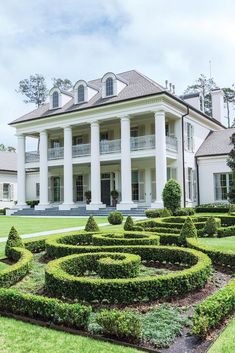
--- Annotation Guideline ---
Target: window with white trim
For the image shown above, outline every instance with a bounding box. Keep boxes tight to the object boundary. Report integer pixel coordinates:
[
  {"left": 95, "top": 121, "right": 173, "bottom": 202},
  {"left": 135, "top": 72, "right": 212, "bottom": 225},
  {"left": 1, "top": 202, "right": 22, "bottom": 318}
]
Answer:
[
  {"left": 36, "top": 183, "right": 40, "bottom": 198},
  {"left": 214, "top": 173, "right": 233, "bottom": 201},
  {"left": 186, "top": 122, "right": 194, "bottom": 152},
  {"left": 77, "top": 85, "right": 85, "bottom": 103},
  {"left": 188, "top": 167, "right": 193, "bottom": 200},
  {"left": 3, "top": 183, "right": 11, "bottom": 200},
  {"left": 52, "top": 91, "right": 59, "bottom": 109},
  {"left": 106, "top": 77, "right": 114, "bottom": 96}
]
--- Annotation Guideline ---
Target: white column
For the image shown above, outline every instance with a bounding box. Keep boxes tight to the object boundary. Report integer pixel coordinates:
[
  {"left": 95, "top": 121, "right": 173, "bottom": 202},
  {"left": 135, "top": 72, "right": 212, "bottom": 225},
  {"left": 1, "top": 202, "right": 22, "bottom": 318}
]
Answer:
[
  {"left": 117, "top": 116, "right": 137, "bottom": 210},
  {"left": 36, "top": 130, "right": 50, "bottom": 210},
  {"left": 17, "top": 134, "right": 28, "bottom": 208},
  {"left": 59, "top": 126, "right": 75, "bottom": 210},
  {"left": 86, "top": 121, "right": 104, "bottom": 210},
  {"left": 151, "top": 111, "right": 167, "bottom": 208}
]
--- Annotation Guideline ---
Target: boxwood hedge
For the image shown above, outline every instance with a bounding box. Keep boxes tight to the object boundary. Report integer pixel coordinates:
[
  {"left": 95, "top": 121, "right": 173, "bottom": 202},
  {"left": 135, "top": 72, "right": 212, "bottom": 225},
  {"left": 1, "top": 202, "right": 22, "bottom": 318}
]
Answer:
[
  {"left": 45, "top": 246, "right": 212, "bottom": 304},
  {"left": 92, "top": 232, "right": 160, "bottom": 246}
]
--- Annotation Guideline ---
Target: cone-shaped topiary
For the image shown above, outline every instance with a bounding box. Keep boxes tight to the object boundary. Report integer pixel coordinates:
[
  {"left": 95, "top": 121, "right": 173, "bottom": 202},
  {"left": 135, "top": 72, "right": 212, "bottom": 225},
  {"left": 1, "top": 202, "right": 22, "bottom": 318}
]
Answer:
[
  {"left": 5, "top": 226, "right": 25, "bottom": 258},
  {"left": 124, "top": 216, "right": 134, "bottom": 231},
  {"left": 160, "top": 208, "right": 172, "bottom": 218},
  {"left": 178, "top": 217, "right": 197, "bottom": 245},
  {"left": 85, "top": 215, "right": 100, "bottom": 232},
  {"left": 203, "top": 217, "right": 218, "bottom": 237}
]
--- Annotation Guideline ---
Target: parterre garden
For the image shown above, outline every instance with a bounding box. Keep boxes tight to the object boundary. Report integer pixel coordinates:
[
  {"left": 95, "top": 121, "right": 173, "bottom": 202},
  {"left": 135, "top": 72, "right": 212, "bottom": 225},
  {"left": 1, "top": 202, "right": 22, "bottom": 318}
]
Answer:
[{"left": 0, "top": 203, "right": 235, "bottom": 352}]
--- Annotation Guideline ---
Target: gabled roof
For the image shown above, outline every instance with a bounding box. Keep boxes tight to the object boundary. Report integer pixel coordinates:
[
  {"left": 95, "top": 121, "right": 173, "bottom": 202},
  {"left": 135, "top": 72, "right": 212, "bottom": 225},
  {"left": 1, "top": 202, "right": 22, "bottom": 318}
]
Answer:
[
  {"left": 0, "top": 151, "right": 17, "bottom": 172},
  {"left": 10, "top": 70, "right": 165, "bottom": 125},
  {"left": 196, "top": 128, "right": 235, "bottom": 157}
]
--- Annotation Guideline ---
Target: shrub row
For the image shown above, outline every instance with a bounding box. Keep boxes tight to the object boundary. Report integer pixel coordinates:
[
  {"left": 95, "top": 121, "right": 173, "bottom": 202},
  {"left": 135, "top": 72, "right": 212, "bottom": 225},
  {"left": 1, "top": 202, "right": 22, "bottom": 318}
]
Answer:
[
  {"left": 92, "top": 232, "right": 160, "bottom": 246},
  {"left": 45, "top": 246, "right": 212, "bottom": 304},
  {"left": 0, "top": 247, "right": 33, "bottom": 287},
  {"left": 187, "top": 238, "right": 235, "bottom": 269},
  {"left": 0, "top": 288, "right": 91, "bottom": 330},
  {"left": 97, "top": 253, "right": 141, "bottom": 279},
  {"left": 192, "top": 277, "right": 235, "bottom": 338},
  {"left": 195, "top": 203, "right": 229, "bottom": 213},
  {"left": 217, "top": 225, "right": 235, "bottom": 238},
  {"left": 144, "top": 207, "right": 194, "bottom": 218}
]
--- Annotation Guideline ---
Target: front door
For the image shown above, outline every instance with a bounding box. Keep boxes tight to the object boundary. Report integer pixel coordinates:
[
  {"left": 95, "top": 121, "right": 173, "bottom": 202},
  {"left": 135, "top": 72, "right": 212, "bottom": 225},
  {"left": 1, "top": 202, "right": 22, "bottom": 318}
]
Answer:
[
  {"left": 53, "top": 177, "right": 61, "bottom": 202},
  {"left": 101, "top": 174, "right": 111, "bottom": 205}
]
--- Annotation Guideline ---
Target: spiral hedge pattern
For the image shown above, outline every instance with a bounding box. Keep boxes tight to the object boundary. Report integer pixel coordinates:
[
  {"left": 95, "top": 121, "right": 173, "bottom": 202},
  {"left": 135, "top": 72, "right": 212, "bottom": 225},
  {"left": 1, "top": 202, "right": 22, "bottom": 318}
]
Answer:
[{"left": 45, "top": 246, "right": 212, "bottom": 304}]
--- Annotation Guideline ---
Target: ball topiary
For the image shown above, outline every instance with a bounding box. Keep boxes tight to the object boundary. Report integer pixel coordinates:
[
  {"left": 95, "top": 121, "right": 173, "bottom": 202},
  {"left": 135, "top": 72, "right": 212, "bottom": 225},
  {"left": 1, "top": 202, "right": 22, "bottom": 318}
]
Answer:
[
  {"left": 123, "top": 215, "right": 134, "bottom": 231},
  {"left": 162, "top": 179, "right": 181, "bottom": 213},
  {"left": 5, "top": 226, "right": 25, "bottom": 258},
  {"left": 203, "top": 217, "right": 218, "bottom": 237},
  {"left": 178, "top": 217, "right": 197, "bottom": 245},
  {"left": 108, "top": 211, "right": 123, "bottom": 225},
  {"left": 85, "top": 216, "right": 100, "bottom": 232}
]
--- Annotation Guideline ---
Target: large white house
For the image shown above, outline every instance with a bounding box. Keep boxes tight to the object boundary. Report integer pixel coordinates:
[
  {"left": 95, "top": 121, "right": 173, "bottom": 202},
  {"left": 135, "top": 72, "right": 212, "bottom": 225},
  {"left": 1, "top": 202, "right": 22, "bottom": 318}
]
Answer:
[
  {"left": 9, "top": 70, "right": 228, "bottom": 213},
  {"left": 0, "top": 151, "right": 17, "bottom": 209}
]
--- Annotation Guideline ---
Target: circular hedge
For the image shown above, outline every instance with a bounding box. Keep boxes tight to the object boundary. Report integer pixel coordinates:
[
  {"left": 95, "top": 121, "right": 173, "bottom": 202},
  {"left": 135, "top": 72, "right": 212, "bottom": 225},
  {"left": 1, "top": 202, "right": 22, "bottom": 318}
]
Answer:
[
  {"left": 45, "top": 246, "right": 212, "bottom": 304},
  {"left": 46, "top": 231, "right": 160, "bottom": 258}
]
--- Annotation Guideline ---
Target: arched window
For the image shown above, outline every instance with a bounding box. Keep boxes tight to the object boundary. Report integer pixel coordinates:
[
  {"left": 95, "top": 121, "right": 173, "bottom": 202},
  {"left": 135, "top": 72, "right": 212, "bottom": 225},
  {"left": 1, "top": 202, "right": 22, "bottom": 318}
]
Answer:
[
  {"left": 77, "top": 85, "right": 85, "bottom": 102},
  {"left": 106, "top": 77, "right": 113, "bottom": 96},
  {"left": 52, "top": 91, "right": 59, "bottom": 108}
]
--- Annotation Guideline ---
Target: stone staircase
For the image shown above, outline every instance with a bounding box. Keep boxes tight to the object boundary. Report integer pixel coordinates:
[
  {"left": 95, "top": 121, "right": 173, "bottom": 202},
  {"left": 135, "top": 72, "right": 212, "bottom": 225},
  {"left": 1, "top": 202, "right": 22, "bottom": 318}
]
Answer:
[{"left": 12, "top": 206, "right": 147, "bottom": 217}]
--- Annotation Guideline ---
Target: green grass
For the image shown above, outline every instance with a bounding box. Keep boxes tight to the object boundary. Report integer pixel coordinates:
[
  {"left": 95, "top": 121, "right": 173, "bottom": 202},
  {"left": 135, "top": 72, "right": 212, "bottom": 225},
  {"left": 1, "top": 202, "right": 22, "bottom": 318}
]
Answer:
[
  {"left": 208, "top": 316, "right": 235, "bottom": 353},
  {"left": 198, "top": 236, "right": 235, "bottom": 252},
  {"left": 0, "top": 316, "right": 142, "bottom": 353},
  {"left": 0, "top": 216, "right": 107, "bottom": 237}
]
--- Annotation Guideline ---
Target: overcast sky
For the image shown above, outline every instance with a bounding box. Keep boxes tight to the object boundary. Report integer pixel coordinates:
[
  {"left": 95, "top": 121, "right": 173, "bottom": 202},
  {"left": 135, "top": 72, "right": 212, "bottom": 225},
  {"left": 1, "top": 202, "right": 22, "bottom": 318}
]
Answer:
[{"left": 0, "top": 0, "right": 235, "bottom": 148}]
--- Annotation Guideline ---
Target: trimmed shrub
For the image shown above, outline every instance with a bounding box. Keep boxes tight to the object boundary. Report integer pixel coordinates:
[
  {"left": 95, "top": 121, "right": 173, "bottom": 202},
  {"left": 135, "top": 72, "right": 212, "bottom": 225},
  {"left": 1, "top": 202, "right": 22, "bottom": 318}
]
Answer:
[
  {"left": 192, "top": 278, "right": 235, "bottom": 338},
  {"left": 0, "top": 288, "right": 91, "bottom": 330},
  {"left": 195, "top": 203, "right": 229, "bottom": 213},
  {"left": 108, "top": 211, "right": 123, "bottom": 225},
  {"left": 145, "top": 209, "right": 162, "bottom": 218},
  {"left": 0, "top": 247, "right": 33, "bottom": 287},
  {"left": 26, "top": 200, "right": 39, "bottom": 208},
  {"left": 85, "top": 216, "right": 99, "bottom": 232},
  {"left": 45, "top": 246, "right": 212, "bottom": 304},
  {"left": 97, "top": 253, "right": 141, "bottom": 279},
  {"left": 96, "top": 309, "right": 141, "bottom": 340},
  {"left": 203, "top": 217, "right": 218, "bottom": 237},
  {"left": 161, "top": 208, "right": 172, "bottom": 218},
  {"left": 162, "top": 179, "right": 181, "bottom": 213},
  {"left": 217, "top": 225, "right": 235, "bottom": 238},
  {"left": 92, "top": 232, "right": 159, "bottom": 246},
  {"left": 178, "top": 217, "right": 197, "bottom": 245},
  {"left": 5, "top": 226, "right": 25, "bottom": 259},
  {"left": 228, "top": 203, "right": 235, "bottom": 215},
  {"left": 124, "top": 215, "right": 134, "bottom": 230},
  {"left": 173, "top": 208, "right": 195, "bottom": 216}
]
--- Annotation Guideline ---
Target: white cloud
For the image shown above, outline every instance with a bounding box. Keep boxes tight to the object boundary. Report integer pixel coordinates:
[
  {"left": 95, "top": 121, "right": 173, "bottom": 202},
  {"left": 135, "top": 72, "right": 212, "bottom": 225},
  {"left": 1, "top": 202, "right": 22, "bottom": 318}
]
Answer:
[{"left": 0, "top": 0, "right": 235, "bottom": 148}]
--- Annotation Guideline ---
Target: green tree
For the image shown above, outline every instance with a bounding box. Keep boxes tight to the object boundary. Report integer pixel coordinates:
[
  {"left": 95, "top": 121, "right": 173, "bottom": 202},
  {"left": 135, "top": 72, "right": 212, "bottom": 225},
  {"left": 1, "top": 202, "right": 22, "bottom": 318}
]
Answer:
[
  {"left": 124, "top": 216, "right": 134, "bottom": 231},
  {"left": 0, "top": 144, "right": 16, "bottom": 152},
  {"left": 17, "top": 74, "right": 48, "bottom": 107},
  {"left": 227, "top": 132, "right": 235, "bottom": 203},
  {"left": 5, "top": 226, "right": 25, "bottom": 258},
  {"left": 85, "top": 216, "right": 100, "bottom": 232},
  {"left": 52, "top": 78, "right": 73, "bottom": 90},
  {"left": 178, "top": 217, "right": 197, "bottom": 245},
  {"left": 223, "top": 86, "right": 235, "bottom": 127},
  {"left": 162, "top": 179, "right": 181, "bottom": 213}
]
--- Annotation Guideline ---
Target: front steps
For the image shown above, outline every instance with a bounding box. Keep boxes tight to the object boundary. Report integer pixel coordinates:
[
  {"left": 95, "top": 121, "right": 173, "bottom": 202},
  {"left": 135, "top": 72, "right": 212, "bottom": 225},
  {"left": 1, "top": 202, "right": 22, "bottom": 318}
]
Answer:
[{"left": 11, "top": 206, "right": 147, "bottom": 217}]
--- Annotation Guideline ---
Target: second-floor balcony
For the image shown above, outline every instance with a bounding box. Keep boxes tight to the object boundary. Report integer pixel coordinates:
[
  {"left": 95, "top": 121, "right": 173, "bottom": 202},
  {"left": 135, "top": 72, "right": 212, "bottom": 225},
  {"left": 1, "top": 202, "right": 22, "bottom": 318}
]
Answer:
[{"left": 25, "top": 135, "right": 178, "bottom": 163}]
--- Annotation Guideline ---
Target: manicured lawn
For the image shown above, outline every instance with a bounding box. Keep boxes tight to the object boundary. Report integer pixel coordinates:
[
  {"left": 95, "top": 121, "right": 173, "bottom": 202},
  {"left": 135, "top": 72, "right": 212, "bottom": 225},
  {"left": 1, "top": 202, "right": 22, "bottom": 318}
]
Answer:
[
  {"left": 0, "top": 316, "right": 142, "bottom": 353},
  {"left": 208, "top": 316, "right": 235, "bottom": 353},
  {"left": 198, "top": 236, "right": 235, "bottom": 252},
  {"left": 0, "top": 216, "right": 107, "bottom": 237}
]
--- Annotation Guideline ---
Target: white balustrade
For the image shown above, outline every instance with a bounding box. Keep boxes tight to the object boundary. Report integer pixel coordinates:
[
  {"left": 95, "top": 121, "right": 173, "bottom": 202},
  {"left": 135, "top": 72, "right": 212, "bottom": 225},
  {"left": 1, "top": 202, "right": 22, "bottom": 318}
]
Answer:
[
  {"left": 100, "top": 139, "right": 121, "bottom": 154},
  {"left": 72, "top": 143, "right": 91, "bottom": 157}
]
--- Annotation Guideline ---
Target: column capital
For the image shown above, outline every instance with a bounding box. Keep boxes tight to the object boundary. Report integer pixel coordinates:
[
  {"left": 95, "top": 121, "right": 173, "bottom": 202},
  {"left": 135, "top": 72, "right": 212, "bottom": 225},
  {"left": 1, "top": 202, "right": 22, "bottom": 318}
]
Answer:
[
  {"left": 63, "top": 125, "right": 72, "bottom": 131},
  {"left": 90, "top": 120, "right": 99, "bottom": 127},
  {"left": 16, "top": 133, "right": 25, "bottom": 139},
  {"left": 39, "top": 129, "right": 48, "bottom": 135},
  {"left": 153, "top": 110, "right": 165, "bottom": 118},
  {"left": 118, "top": 115, "right": 130, "bottom": 121}
]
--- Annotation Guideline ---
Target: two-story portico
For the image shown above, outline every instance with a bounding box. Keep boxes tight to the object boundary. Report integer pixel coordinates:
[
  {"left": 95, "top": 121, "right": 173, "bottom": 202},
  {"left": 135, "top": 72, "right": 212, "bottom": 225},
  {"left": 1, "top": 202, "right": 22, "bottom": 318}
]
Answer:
[{"left": 10, "top": 70, "right": 224, "bottom": 212}]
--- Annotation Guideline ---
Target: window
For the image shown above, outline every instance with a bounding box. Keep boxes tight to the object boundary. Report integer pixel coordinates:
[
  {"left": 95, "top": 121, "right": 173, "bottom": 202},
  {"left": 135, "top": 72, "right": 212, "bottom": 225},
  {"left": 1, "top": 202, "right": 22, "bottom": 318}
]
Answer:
[
  {"left": 214, "top": 173, "right": 233, "bottom": 201},
  {"left": 100, "top": 131, "right": 109, "bottom": 141},
  {"left": 167, "top": 167, "right": 177, "bottom": 180},
  {"left": 73, "top": 135, "right": 83, "bottom": 145},
  {"left": 186, "top": 122, "right": 194, "bottom": 151},
  {"left": 151, "top": 169, "right": 156, "bottom": 202},
  {"left": 36, "top": 183, "right": 40, "bottom": 198},
  {"left": 131, "top": 127, "right": 139, "bottom": 138},
  {"left": 3, "top": 183, "right": 11, "bottom": 200},
  {"left": 77, "top": 85, "right": 85, "bottom": 102},
  {"left": 188, "top": 168, "right": 193, "bottom": 200},
  {"left": 52, "top": 91, "right": 59, "bottom": 108},
  {"left": 75, "top": 175, "right": 83, "bottom": 202},
  {"left": 131, "top": 170, "right": 145, "bottom": 202},
  {"left": 106, "top": 77, "right": 113, "bottom": 96},
  {"left": 51, "top": 139, "right": 61, "bottom": 148}
]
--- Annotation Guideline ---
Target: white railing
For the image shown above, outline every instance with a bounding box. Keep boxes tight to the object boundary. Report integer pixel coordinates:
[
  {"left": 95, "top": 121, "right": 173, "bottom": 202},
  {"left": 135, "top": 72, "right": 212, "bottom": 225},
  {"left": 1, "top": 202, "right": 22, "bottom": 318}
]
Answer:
[
  {"left": 25, "top": 151, "right": 40, "bottom": 163},
  {"left": 100, "top": 139, "right": 121, "bottom": 154},
  {"left": 72, "top": 143, "right": 91, "bottom": 157},
  {"left": 131, "top": 135, "right": 155, "bottom": 151},
  {"left": 48, "top": 147, "right": 64, "bottom": 160},
  {"left": 166, "top": 136, "right": 178, "bottom": 152}
]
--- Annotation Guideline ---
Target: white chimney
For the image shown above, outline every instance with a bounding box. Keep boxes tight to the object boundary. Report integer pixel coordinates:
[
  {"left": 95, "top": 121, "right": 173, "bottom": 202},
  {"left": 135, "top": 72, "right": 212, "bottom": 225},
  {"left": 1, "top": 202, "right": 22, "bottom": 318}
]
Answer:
[{"left": 211, "top": 88, "right": 224, "bottom": 124}]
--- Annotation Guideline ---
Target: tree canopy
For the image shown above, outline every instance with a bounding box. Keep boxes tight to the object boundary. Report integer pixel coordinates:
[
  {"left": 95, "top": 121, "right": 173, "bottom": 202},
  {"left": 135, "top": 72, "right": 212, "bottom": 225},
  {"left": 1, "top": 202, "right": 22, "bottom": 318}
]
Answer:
[{"left": 17, "top": 74, "right": 48, "bottom": 107}]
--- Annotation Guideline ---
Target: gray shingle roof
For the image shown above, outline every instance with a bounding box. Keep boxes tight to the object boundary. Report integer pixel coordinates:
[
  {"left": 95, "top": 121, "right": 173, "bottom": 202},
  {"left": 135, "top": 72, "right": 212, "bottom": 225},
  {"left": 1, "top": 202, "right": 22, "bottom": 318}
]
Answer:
[
  {"left": 10, "top": 70, "right": 165, "bottom": 125},
  {"left": 0, "top": 151, "right": 17, "bottom": 172},
  {"left": 196, "top": 128, "right": 235, "bottom": 157}
]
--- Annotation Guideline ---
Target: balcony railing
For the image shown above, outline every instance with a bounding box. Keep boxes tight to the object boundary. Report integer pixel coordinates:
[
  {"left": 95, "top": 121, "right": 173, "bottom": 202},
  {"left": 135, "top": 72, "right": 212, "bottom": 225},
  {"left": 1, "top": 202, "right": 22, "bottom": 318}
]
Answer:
[
  {"left": 25, "top": 135, "right": 178, "bottom": 163},
  {"left": 166, "top": 136, "right": 178, "bottom": 152},
  {"left": 48, "top": 147, "right": 64, "bottom": 160},
  {"left": 25, "top": 151, "right": 39, "bottom": 163},
  {"left": 131, "top": 135, "right": 155, "bottom": 151},
  {"left": 72, "top": 143, "right": 91, "bottom": 157},
  {"left": 100, "top": 139, "right": 121, "bottom": 154}
]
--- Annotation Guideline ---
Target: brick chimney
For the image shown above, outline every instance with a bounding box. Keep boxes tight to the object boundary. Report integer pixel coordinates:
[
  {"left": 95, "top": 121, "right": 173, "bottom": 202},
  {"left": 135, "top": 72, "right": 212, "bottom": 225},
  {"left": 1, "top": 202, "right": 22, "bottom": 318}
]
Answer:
[{"left": 211, "top": 88, "right": 224, "bottom": 124}]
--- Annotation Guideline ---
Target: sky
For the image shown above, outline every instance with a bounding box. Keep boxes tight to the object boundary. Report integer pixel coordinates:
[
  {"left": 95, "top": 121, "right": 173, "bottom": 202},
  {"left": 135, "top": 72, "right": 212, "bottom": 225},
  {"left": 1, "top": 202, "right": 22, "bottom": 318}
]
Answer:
[{"left": 0, "top": 0, "right": 235, "bottom": 149}]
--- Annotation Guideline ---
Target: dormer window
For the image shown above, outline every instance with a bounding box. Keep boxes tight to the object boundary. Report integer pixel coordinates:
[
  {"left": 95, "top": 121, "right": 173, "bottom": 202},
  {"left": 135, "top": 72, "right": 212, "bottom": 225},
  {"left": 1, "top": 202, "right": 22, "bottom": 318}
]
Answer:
[
  {"left": 106, "top": 77, "right": 114, "bottom": 96},
  {"left": 52, "top": 91, "right": 59, "bottom": 109},
  {"left": 77, "top": 85, "right": 85, "bottom": 103}
]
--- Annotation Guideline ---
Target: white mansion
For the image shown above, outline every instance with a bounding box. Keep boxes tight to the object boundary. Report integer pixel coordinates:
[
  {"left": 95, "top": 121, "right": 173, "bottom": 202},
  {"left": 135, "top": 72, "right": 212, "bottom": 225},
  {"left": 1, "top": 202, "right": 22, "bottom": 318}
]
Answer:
[{"left": 10, "top": 70, "right": 231, "bottom": 212}]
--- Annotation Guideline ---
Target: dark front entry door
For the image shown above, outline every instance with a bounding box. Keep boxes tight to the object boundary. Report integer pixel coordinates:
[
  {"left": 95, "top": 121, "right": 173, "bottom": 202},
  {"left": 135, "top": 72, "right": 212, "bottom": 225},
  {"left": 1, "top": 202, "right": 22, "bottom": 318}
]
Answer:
[{"left": 101, "top": 179, "right": 110, "bottom": 205}]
